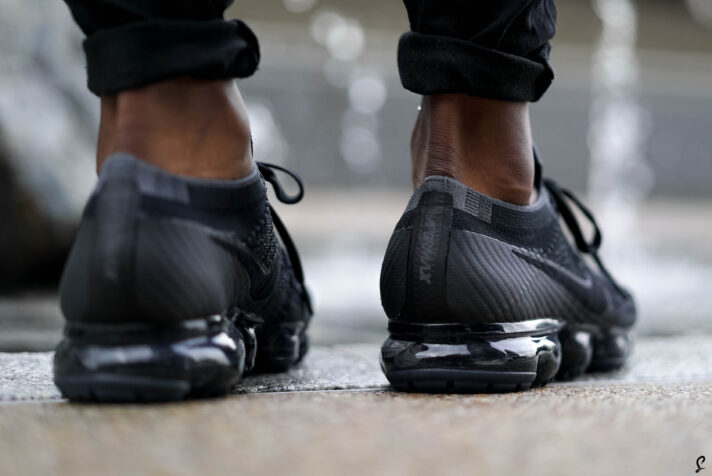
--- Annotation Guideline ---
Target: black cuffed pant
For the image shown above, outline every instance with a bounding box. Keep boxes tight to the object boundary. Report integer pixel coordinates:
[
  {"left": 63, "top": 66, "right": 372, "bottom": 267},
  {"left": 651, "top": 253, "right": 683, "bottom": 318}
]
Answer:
[{"left": 64, "top": 0, "right": 556, "bottom": 102}]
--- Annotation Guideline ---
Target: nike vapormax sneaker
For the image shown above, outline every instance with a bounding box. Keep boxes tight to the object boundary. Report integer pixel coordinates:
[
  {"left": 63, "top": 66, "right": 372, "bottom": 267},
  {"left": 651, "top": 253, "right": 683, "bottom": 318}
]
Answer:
[
  {"left": 380, "top": 157, "right": 635, "bottom": 392},
  {"left": 54, "top": 153, "right": 312, "bottom": 402}
]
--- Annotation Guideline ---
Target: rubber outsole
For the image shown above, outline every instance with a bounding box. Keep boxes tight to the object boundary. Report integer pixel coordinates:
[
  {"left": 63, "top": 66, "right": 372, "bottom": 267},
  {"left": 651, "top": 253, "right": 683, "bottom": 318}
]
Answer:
[
  {"left": 53, "top": 313, "right": 309, "bottom": 403},
  {"left": 386, "top": 369, "right": 538, "bottom": 393},
  {"left": 381, "top": 319, "right": 632, "bottom": 393},
  {"left": 54, "top": 375, "right": 192, "bottom": 403}
]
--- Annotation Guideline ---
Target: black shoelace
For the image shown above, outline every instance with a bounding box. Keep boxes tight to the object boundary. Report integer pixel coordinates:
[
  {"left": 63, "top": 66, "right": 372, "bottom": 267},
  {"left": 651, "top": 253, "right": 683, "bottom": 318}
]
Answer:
[
  {"left": 257, "top": 162, "right": 312, "bottom": 314},
  {"left": 543, "top": 177, "right": 625, "bottom": 295}
]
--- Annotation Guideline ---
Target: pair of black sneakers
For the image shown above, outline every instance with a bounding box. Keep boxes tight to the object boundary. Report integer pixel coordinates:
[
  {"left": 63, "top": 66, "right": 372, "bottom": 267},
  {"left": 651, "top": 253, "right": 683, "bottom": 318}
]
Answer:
[{"left": 53, "top": 152, "right": 635, "bottom": 402}]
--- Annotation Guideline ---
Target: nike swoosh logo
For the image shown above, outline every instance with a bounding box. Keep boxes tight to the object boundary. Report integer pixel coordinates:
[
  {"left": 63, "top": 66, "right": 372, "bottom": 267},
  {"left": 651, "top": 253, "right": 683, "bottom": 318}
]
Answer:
[
  {"left": 512, "top": 249, "right": 608, "bottom": 314},
  {"left": 209, "top": 232, "right": 283, "bottom": 304}
]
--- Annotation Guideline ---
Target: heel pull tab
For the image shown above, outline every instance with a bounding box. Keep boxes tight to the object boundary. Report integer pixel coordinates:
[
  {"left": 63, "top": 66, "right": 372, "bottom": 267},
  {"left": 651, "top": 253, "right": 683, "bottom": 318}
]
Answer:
[{"left": 405, "top": 191, "right": 453, "bottom": 321}]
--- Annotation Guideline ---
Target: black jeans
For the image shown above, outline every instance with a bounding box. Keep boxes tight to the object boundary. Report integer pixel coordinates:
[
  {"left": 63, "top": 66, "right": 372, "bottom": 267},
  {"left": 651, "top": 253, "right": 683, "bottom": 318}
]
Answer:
[{"left": 65, "top": 0, "right": 556, "bottom": 102}]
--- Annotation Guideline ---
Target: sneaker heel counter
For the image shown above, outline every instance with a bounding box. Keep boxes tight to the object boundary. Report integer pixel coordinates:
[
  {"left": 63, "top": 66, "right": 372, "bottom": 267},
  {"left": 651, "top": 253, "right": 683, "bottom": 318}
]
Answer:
[
  {"left": 380, "top": 226, "right": 410, "bottom": 319},
  {"left": 60, "top": 161, "right": 141, "bottom": 322},
  {"left": 383, "top": 190, "right": 454, "bottom": 322}
]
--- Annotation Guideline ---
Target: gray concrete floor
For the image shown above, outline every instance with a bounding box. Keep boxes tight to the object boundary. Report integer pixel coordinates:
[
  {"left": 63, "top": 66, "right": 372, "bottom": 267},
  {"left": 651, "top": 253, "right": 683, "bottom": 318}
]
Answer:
[
  {"left": 1, "top": 385, "right": 710, "bottom": 476},
  {"left": 1, "top": 337, "right": 711, "bottom": 476}
]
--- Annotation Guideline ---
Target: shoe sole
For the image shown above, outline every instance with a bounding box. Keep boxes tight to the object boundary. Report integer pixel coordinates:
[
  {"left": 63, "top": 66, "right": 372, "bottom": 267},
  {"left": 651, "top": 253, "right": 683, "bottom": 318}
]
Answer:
[
  {"left": 381, "top": 319, "right": 632, "bottom": 393},
  {"left": 53, "top": 313, "right": 308, "bottom": 403}
]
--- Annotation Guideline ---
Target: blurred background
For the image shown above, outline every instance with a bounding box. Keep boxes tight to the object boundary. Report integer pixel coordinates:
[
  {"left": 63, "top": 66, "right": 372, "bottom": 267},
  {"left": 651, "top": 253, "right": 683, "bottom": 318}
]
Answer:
[{"left": 1, "top": 0, "right": 711, "bottom": 351}]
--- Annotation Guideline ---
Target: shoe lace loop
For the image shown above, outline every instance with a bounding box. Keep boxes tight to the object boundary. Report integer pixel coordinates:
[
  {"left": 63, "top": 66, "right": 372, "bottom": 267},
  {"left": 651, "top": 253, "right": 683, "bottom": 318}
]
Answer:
[
  {"left": 257, "top": 162, "right": 312, "bottom": 314},
  {"left": 257, "top": 162, "right": 305, "bottom": 204},
  {"left": 543, "top": 178, "right": 601, "bottom": 255},
  {"left": 543, "top": 178, "right": 623, "bottom": 294}
]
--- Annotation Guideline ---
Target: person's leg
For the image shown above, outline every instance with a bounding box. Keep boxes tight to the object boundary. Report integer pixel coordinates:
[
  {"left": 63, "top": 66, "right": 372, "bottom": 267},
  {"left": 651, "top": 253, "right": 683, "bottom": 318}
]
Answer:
[
  {"left": 411, "top": 95, "right": 534, "bottom": 204},
  {"left": 98, "top": 79, "right": 252, "bottom": 179},
  {"left": 55, "top": 1, "right": 312, "bottom": 402},
  {"left": 400, "top": 0, "right": 556, "bottom": 205},
  {"left": 65, "top": 0, "right": 257, "bottom": 179},
  {"left": 379, "top": 0, "right": 636, "bottom": 393}
]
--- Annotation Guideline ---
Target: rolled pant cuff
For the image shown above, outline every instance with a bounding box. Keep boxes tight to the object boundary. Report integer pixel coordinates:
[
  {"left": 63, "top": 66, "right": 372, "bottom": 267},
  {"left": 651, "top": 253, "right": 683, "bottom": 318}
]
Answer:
[
  {"left": 398, "top": 32, "right": 553, "bottom": 102},
  {"left": 84, "top": 19, "right": 260, "bottom": 96}
]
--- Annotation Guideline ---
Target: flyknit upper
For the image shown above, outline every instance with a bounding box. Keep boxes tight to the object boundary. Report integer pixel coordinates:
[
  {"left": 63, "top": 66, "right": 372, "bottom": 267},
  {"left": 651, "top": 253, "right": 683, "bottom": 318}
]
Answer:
[
  {"left": 60, "top": 153, "right": 309, "bottom": 326},
  {"left": 380, "top": 175, "right": 636, "bottom": 330}
]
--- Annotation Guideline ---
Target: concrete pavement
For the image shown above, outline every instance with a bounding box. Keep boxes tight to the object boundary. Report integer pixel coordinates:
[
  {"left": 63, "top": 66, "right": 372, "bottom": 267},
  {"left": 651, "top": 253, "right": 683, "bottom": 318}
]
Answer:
[
  {"left": 1, "top": 336, "right": 711, "bottom": 476},
  {"left": 2, "top": 384, "right": 711, "bottom": 476}
]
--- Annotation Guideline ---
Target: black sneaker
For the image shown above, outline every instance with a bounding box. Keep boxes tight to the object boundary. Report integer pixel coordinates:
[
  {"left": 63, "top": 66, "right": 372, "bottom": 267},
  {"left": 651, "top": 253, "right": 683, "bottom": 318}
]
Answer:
[
  {"left": 54, "top": 153, "right": 312, "bottom": 402},
  {"left": 379, "top": 155, "right": 635, "bottom": 392}
]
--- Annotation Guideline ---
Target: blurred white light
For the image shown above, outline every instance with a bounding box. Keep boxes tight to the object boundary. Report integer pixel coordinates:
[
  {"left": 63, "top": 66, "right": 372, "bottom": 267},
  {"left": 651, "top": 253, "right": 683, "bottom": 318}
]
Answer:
[
  {"left": 282, "top": 0, "right": 317, "bottom": 14},
  {"left": 348, "top": 71, "right": 387, "bottom": 114},
  {"left": 310, "top": 10, "right": 345, "bottom": 46},
  {"left": 246, "top": 101, "right": 288, "bottom": 165},
  {"left": 341, "top": 108, "right": 379, "bottom": 133},
  {"left": 310, "top": 10, "right": 365, "bottom": 64},
  {"left": 339, "top": 126, "right": 381, "bottom": 174},
  {"left": 325, "top": 19, "right": 365, "bottom": 61},
  {"left": 588, "top": 0, "right": 651, "bottom": 253},
  {"left": 322, "top": 57, "right": 356, "bottom": 89}
]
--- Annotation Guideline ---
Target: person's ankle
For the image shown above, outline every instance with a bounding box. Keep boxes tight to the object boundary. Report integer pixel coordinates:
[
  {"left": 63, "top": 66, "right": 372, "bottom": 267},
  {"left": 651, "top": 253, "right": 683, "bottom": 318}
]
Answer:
[
  {"left": 412, "top": 94, "right": 535, "bottom": 205},
  {"left": 97, "top": 78, "right": 253, "bottom": 180}
]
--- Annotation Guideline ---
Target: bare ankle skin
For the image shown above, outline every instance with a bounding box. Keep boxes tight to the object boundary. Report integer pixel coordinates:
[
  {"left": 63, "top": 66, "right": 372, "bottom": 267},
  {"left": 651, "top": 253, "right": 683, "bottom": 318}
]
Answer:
[
  {"left": 97, "top": 78, "right": 253, "bottom": 180},
  {"left": 411, "top": 94, "right": 535, "bottom": 205}
]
